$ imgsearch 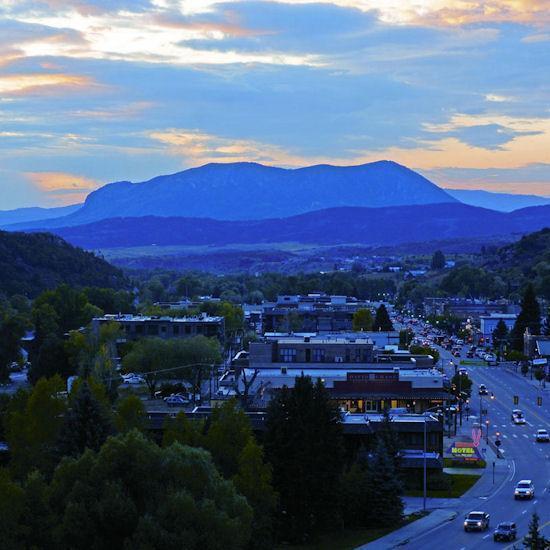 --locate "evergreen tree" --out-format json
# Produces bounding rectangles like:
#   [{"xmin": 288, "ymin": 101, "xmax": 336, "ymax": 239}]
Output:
[
  {"xmin": 492, "ymin": 319, "xmax": 509, "ymax": 359},
  {"xmin": 56, "ymin": 380, "xmax": 113, "ymax": 458},
  {"xmin": 369, "ymin": 440, "xmax": 404, "ymax": 527},
  {"xmin": 29, "ymin": 334, "xmax": 73, "ymax": 385},
  {"xmin": 162, "ymin": 411, "xmax": 205, "ymax": 448},
  {"xmin": 431, "ymin": 250, "xmax": 446, "ymax": 270},
  {"xmin": 378, "ymin": 409, "xmax": 402, "ymax": 471},
  {"xmin": 523, "ymin": 512, "xmax": 549, "ymax": 549},
  {"xmin": 373, "ymin": 304, "xmax": 394, "ymax": 332},
  {"xmin": 115, "ymin": 395, "xmax": 147, "ymax": 434},
  {"xmin": 543, "ymin": 307, "xmax": 550, "ymax": 336},
  {"xmin": 511, "ymin": 284, "xmax": 541, "ymax": 350},
  {"xmin": 339, "ymin": 461, "xmax": 375, "ymax": 529},
  {"xmin": 265, "ymin": 375, "xmax": 343, "ymax": 542}
]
